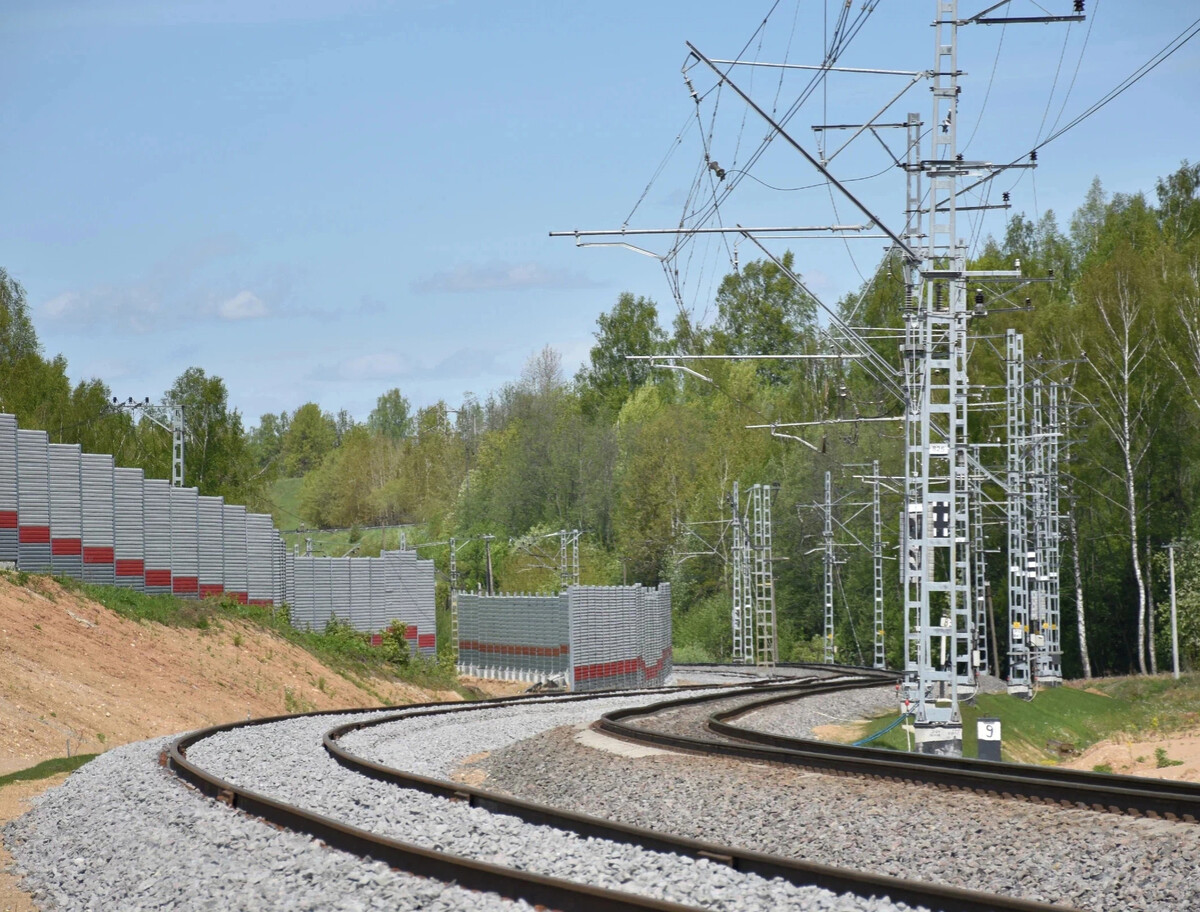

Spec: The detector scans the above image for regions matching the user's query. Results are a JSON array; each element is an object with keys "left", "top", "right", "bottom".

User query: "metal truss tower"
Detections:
[
  {"left": 731, "top": 482, "right": 749, "bottom": 662},
  {"left": 899, "top": 0, "right": 974, "bottom": 754},
  {"left": 872, "top": 460, "right": 886, "bottom": 670},
  {"left": 1029, "top": 381, "right": 1063, "bottom": 685},
  {"left": 823, "top": 471, "right": 836, "bottom": 664},
  {"left": 1044, "top": 383, "right": 1063, "bottom": 683},
  {"left": 559, "top": 529, "right": 581, "bottom": 590},
  {"left": 750, "top": 483, "right": 778, "bottom": 669},
  {"left": 111, "top": 397, "right": 185, "bottom": 487},
  {"left": 1006, "top": 329, "right": 1032, "bottom": 697},
  {"left": 969, "top": 445, "right": 989, "bottom": 676}
]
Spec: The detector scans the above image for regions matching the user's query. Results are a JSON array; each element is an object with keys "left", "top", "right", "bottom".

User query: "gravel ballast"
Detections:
[
  {"left": 3, "top": 734, "right": 522, "bottom": 912},
  {"left": 4, "top": 689, "right": 932, "bottom": 911},
  {"left": 471, "top": 689, "right": 1199, "bottom": 912},
  {"left": 186, "top": 692, "right": 926, "bottom": 911}
]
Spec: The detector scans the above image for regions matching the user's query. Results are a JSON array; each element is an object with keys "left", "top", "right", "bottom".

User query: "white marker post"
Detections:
[{"left": 977, "top": 717, "right": 1002, "bottom": 762}]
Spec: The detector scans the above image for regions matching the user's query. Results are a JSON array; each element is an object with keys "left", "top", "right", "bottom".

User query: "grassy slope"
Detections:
[
  {"left": 48, "top": 574, "right": 467, "bottom": 697},
  {"left": 854, "top": 676, "right": 1200, "bottom": 763}
]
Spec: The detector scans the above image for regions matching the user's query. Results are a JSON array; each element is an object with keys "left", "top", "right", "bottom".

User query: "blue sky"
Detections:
[{"left": 3, "top": 0, "right": 1198, "bottom": 426}]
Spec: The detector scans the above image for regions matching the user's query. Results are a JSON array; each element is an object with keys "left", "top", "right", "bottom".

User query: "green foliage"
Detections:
[
  {"left": 6, "top": 162, "right": 1200, "bottom": 681},
  {"left": 576, "top": 292, "right": 667, "bottom": 417},
  {"left": 1155, "top": 747, "right": 1184, "bottom": 768},
  {"left": 368, "top": 388, "right": 413, "bottom": 440},
  {"left": 672, "top": 593, "right": 732, "bottom": 661},
  {"left": 711, "top": 251, "right": 817, "bottom": 384},
  {"left": 378, "top": 620, "right": 411, "bottom": 667},
  {"left": 0, "top": 753, "right": 98, "bottom": 788},
  {"left": 167, "top": 367, "right": 262, "bottom": 502},
  {"left": 285, "top": 403, "right": 338, "bottom": 475}
]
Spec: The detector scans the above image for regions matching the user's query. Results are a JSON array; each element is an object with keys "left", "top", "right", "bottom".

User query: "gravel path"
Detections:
[
  {"left": 185, "top": 692, "right": 925, "bottom": 912},
  {"left": 469, "top": 692, "right": 1200, "bottom": 912}
]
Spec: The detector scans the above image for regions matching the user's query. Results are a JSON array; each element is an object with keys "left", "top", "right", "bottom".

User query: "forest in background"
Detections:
[{"left": 4, "top": 162, "right": 1200, "bottom": 678}]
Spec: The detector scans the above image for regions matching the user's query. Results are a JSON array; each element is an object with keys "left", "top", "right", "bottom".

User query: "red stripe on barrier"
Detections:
[
  {"left": 0, "top": 511, "right": 17, "bottom": 529},
  {"left": 369, "top": 634, "right": 383, "bottom": 647},
  {"left": 248, "top": 598, "right": 274, "bottom": 607},
  {"left": 228, "top": 592, "right": 248, "bottom": 605},
  {"left": 51, "top": 538, "right": 82, "bottom": 556},
  {"left": 418, "top": 634, "right": 435, "bottom": 648},
  {"left": 172, "top": 577, "right": 199, "bottom": 595},
  {"left": 144, "top": 569, "right": 172, "bottom": 587},
  {"left": 458, "top": 640, "right": 569, "bottom": 657},
  {"left": 18, "top": 526, "right": 50, "bottom": 544},
  {"left": 115, "top": 559, "right": 144, "bottom": 576},
  {"left": 403, "top": 627, "right": 418, "bottom": 640},
  {"left": 198, "top": 584, "right": 224, "bottom": 598},
  {"left": 83, "top": 547, "right": 115, "bottom": 564},
  {"left": 573, "top": 654, "right": 657, "bottom": 682}
]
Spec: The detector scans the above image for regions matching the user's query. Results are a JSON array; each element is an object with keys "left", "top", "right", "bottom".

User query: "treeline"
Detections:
[
  {"left": 6, "top": 162, "right": 1200, "bottom": 677},
  {"left": 0, "top": 272, "right": 263, "bottom": 507}
]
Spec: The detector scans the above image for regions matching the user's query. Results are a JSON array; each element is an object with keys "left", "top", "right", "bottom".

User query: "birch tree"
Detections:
[{"left": 1077, "top": 229, "right": 1171, "bottom": 674}]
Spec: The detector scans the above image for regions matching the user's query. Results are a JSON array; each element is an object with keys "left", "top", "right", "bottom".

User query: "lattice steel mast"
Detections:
[
  {"left": 750, "top": 483, "right": 778, "bottom": 669},
  {"left": 824, "top": 470, "right": 836, "bottom": 664},
  {"left": 1006, "top": 329, "right": 1032, "bottom": 697}
]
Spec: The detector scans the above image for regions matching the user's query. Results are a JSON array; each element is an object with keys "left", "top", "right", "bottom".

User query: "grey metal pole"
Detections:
[
  {"left": 1169, "top": 543, "right": 1180, "bottom": 680},
  {"left": 484, "top": 534, "right": 495, "bottom": 596}
]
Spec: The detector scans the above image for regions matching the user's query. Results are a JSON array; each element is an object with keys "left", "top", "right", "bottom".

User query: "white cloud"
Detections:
[
  {"left": 218, "top": 290, "right": 268, "bottom": 320},
  {"left": 412, "top": 261, "right": 602, "bottom": 294},
  {"left": 38, "top": 287, "right": 162, "bottom": 333}
]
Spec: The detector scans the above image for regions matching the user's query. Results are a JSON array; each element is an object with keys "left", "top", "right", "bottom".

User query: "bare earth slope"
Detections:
[{"left": 0, "top": 575, "right": 457, "bottom": 776}]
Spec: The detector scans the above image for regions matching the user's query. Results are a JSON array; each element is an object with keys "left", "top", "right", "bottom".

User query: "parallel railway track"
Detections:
[
  {"left": 166, "top": 671, "right": 1078, "bottom": 912},
  {"left": 599, "top": 672, "right": 1200, "bottom": 823}
]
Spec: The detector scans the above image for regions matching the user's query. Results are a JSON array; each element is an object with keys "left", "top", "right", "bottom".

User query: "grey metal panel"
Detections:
[
  {"left": 272, "top": 535, "right": 285, "bottom": 606},
  {"left": 48, "top": 443, "right": 83, "bottom": 580},
  {"left": 283, "top": 550, "right": 295, "bottom": 618},
  {"left": 142, "top": 478, "right": 173, "bottom": 594},
  {"left": 291, "top": 555, "right": 315, "bottom": 630},
  {"left": 113, "top": 467, "right": 144, "bottom": 590},
  {"left": 415, "top": 558, "right": 436, "bottom": 656},
  {"left": 80, "top": 453, "right": 115, "bottom": 585},
  {"left": 330, "top": 557, "right": 351, "bottom": 625},
  {"left": 197, "top": 495, "right": 224, "bottom": 596},
  {"left": 314, "top": 558, "right": 333, "bottom": 631},
  {"left": 169, "top": 487, "right": 200, "bottom": 597},
  {"left": 246, "top": 513, "right": 274, "bottom": 604},
  {"left": 222, "top": 504, "right": 248, "bottom": 600},
  {"left": 349, "top": 558, "right": 372, "bottom": 632},
  {"left": 0, "top": 415, "right": 17, "bottom": 564},
  {"left": 16, "top": 429, "right": 50, "bottom": 572}
]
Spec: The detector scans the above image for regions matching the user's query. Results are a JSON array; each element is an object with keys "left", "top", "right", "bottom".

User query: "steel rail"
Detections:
[
  {"left": 598, "top": 680, "right": 1200, "bottom": 824},
  {"left": 166, "top": 687, "right": 760, "bottom": 912},
  {"left": 709, "top": 689, "right": 1200, "bottom": 821},
  {"left": 324, "top": 673, "right": 1067, "bottom": 912}
]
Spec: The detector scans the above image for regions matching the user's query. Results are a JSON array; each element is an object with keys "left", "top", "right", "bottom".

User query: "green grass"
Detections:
[
  {"left": 0, "top": 754, "right": 98, "bottom": 788},
  {"left": 853, "top": 675, "right": 1200, "bottom": 764},
  {"left": 42, "top": 573, "right": 469, "bottom": 699},
  {"left": 278, "top": 526, "right": 413, "bottom": 559},
  {"left": 267, "top": 476, "right": 306, "bottom": 531}
]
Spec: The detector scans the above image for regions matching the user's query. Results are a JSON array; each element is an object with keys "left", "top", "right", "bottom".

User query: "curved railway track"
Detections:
[
  {"left": 165, "top": 672, "right": 1071, "bottom": 912},
  {"left": 598, "top": 673, "right": 1200, "bottom": 823}
]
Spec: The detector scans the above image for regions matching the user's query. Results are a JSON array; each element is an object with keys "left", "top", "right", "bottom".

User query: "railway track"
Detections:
[
  {"left": 598, "top": 675, "right": 1200, "bottom": 823},
  {"left": 164, "top": 674, "right": 1072, "bottom": 912}
]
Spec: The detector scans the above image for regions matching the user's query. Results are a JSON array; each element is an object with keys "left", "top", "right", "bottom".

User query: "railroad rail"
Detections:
[
  {"left": 599, "top": 674, "right": 1200, "bottom": 823},
  {"left": 325, "top": 675, "right": 1064, "bottom": 912},
  {"left": 165, "top": 674, "right": 1072, "bottom": 912}
]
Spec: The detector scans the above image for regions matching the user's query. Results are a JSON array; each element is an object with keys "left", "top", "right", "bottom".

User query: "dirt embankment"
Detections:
[{"left": 0, "top": 575, "right": 459, "bottom": 776}]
